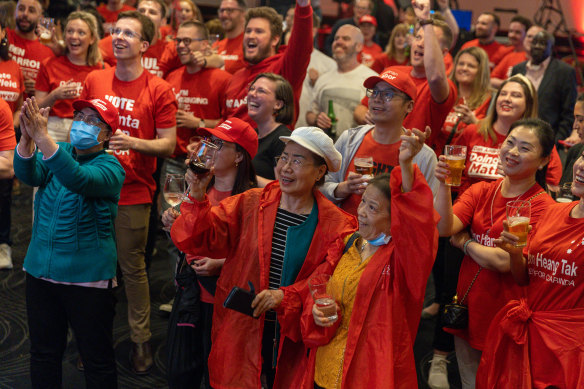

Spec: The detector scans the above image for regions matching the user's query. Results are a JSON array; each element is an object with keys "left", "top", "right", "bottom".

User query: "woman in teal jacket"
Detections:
[{"left": 14, "top": 97, "right": 125, "bottom": 389}]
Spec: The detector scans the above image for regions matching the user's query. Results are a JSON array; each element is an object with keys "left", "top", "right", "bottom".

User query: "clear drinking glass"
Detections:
[
  {"left": 308, "top": 274, "right": 338, "bottom": 322},
  {"left": 188, "top": 140, "right": 219, "bottom": 176},
  {"left": 506, "top": 200, "right": 531, "bottom": 247},
  {"left": 444, "top": 145, "right": 467, "bottom": 187}
]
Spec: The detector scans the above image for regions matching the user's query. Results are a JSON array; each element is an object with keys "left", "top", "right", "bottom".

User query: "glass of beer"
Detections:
[
  {"left": 308, "top": 274, "right": 338, "bottom": 322},
  {"left": 38, "top": 17, "right": 54, "bottom": 44},
  {"left": 444, "top": 145, "right": 467, "bottom": 186},
  {"left": 354, "top": 156, "right": 374, "bottom": 180},
  {"left": 556, "top": 182, "right": 574, "bottom": 203},
  {"left": 506, "top": 200, "right": 531, "bottom": 247}
]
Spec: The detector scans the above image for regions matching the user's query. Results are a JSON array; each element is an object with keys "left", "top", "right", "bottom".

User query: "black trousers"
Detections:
[
  {"left": 0, "top": 178, "right": 13, "bottom": 245},
  {"left": 26, "top": 274, "right": 117, "bottom": 389}
]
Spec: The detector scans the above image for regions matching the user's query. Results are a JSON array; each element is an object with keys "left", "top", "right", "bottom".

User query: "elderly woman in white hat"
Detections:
[{"left": 167, "top": 127, "right": 358, "bottom": 389}]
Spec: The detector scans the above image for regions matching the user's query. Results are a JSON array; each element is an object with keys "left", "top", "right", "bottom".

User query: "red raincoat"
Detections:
[
  {"left": 279, "top": 166, "right": 439, "bottom": 388},
  {"left": 171, "top": 182, "right": 357, "bottom": 389}
]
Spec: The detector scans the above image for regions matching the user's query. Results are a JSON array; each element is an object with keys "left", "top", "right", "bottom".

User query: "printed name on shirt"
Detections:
[
  {"left": 0, "top": 73, "right": 17, "bottom": 89},
  {"left": 471, "top": 231, "right": 496, "bottom": 248},
  {"left": 8, "top": 46, "right": 40, "bottom": 70},
  {"left": 104, "top": 95, "right": 140, "bottom": 129},
  {"left": 0, "top": 91, "right": 19, "bottom": 101},
  {"left": 467, "top": 145, "right": 503, "bottom": 180},
  {"left": 142, "top": 57, "right": 163, "bottom": 78},
  {"left": 177, "top": 89, "right": 208, "bottom": 106},
  {"left": 220, "top": 54, "right": 239, "bottom": 61},
  {"left": 60, "top": 80, "right": 82, "bottom": 94},
  {"left": 226, "top": 96, "right": 247, "bottom": 109},
  {"left": 527, "top": 252, "right": 578, "bottom": 287}
]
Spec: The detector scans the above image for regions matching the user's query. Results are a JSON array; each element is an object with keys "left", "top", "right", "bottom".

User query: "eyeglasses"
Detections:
[
  {"left": 110, "top": 27, "right": 144, "bottom": 41},
  {"left": 174, "top": 37, "right": 206, "bottom": 46},
  {"left": 204, "top": 137, "right": 224, "bottom": 150},
  {"left": 218, "top": 7, "right": 242, "bottom": 15},
  {"left": 73, "top": 111, "right": 107, "bottom": 128},
  {"left": 275, "top": 155, "right": 313, "bottom": 169},
  {"left": 247, "top": 84, "right": 272, "bottom": 95},
  {"left": 365, "top": 88, "right": 404, "bottom": 103}
]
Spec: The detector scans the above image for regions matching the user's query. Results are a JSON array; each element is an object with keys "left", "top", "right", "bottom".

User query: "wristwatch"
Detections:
[{"left": 198, "top": 119, "right": 206, "bottom": 128}]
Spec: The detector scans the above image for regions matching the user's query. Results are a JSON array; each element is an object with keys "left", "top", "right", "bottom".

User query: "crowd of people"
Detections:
[{"left": 0, "top": 0, "right": 583, "bottom": 388}]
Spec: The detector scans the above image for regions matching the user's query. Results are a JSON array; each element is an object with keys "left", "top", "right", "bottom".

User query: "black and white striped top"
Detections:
[{"left": 266, "top": 208, "right": 308, "bottom": 320}]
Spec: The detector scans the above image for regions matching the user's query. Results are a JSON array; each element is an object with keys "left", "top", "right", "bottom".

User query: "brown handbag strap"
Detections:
[{"left": 459, "top": 267, "right": 482, "bottom": 304}]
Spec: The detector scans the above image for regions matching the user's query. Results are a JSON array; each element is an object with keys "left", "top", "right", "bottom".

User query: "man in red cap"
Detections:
[
  {"left": 320, "top": 66, "right": 439, "bottom": 216},
  {"left": 357, "top": 15, "right": 382, "bottom": 67},
  {"left": 354, "top": 0, "right": 457, "bottom": 156}
]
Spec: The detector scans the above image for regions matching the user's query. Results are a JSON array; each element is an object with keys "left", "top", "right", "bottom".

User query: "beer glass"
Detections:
[
  {"left": 556, "top": 182, "right": 574, "bottom": 203},
  {"left": 444, "top": 145, "right": 466, "bottom": 186},
  {"left": 38, "top": 17, "right": 54, "bottom": 44},
  {"left": 354, "top": 156, "right": 374, "bottom": 180},
  {"left": 506, "top": 200, "right": 531, "bottom": 247},
  {"left": 308, "top": 274, "right": 338, "bottom": 322}
]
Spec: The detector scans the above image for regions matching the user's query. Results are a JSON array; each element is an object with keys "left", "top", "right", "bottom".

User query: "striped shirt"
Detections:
[{"left": 266, "top": 208, "right": 309, "bottom": 320}]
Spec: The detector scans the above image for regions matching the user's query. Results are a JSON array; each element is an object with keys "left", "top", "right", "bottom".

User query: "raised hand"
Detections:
[{"left": 399, "top": 126, "right": 430, "bottom": 163}]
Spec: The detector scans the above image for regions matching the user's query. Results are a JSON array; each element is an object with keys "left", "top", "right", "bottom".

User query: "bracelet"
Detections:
[{"left": 463, "top": 238, "right": 474, "bottom": 256}]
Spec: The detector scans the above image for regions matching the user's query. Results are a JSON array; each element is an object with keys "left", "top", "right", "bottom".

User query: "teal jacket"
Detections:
[{"left": 14, "top": 143, "right": 125, "bottom": 283}]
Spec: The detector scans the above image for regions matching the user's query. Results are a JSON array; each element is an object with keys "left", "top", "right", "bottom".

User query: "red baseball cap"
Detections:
[
  {"left": 363, "top": 66, "right": 417, "bottom": 100},
  {"left": 359, "top": 15, "right": 377, "bottom": 27},
  {"left": 197, "top": 118, "right": 258, "bottom": 158},
  {"left": 72, "top": 98, "right": 119, "bottom": 131}
]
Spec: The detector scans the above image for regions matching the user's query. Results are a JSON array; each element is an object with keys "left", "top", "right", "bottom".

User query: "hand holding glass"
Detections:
[
  {"left": 38, "top": 17, "right": 54, "bottom": 44},
  {"left": 354, "top": 156, "right": 374, "bottom": 180},
  {"left": 444, "top": 145, "right": 466, "bottom": 187},
  {"left": 163, "top": 174, "right": 186, "bottom": 208},
  {"left": 506, "top": 200, "right": 531, "bottom": 247},
  {"left": 308, "top": 274, "right": 338, "bottom": 322}
]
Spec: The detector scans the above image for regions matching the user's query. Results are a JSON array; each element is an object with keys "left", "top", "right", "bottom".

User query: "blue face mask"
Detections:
[
  {"left": 367, "top": 232, "right": 391, "bottom": 246},
  {"left": 70, "top": 121, "right": 102, "bottom": 150}
]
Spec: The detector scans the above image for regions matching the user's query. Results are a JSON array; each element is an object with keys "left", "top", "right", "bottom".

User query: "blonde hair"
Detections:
[
  {"left": 64, "top": 11, "right": 102, "bottom": 67},
  {"left": 384, "top": 23, "right": 409, "bottom": 59},
  {"left": 450, "top": 47, "right": 492, "bottom": 111},
  {"left": 477, "top": 74, "right": 538, "bottom": 144},
  {"left": 172, "top": 0, "right": 203, "bottom": 31}
]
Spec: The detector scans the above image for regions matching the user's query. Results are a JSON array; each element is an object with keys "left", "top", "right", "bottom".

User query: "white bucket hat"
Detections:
[{"left": 279, "top": 127, "right": 342, "bottom": 172}]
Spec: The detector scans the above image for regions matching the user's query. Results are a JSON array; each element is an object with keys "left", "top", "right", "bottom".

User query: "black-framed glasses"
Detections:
[
  {"left": 174, "top": 37, "right": 206, "bottom": 46},
  {"left": 73, "top": 111, "right": 107, "bottom": 128},
  {"left": 365, "top": 88, "right": 404, "bottom": 103},
  {"left": 275, "top": 155, "right": 313, "bottom": 168},
  {"left": 217, "top": 7, "right": 243, "bottom": 15},
  {"left": 110, "top": 27, "right": 144, "bottom": 41}
]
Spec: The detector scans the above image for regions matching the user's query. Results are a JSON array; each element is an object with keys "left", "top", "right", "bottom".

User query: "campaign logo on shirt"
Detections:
[
  {"left": 226, "top": 96, "right": 246, "bottom": 109},
  {"left": 176, "top": 89, "right": 208, "bottom": 109},
  {"left": 60, "top": 80, "right": 82, "bottom": 95},
  {"left": 467, "top": 145, "right": 503, "bottom": 180},
  {"left": 0, "top": 72, "right": 18, "bottom": 89},
  {"left": 8, "top": 45, "right": 41, "bottom": 79},
  {"left": 528, "top": 251, "right": 578, "bottom": 287},
  {"left": 104, "top": 95, "right": 140, "bottom": 132}
]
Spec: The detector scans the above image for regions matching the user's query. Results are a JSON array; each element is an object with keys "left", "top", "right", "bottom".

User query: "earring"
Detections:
[{"left": 235, "top": 162, "right": 239, "bottom": 167}]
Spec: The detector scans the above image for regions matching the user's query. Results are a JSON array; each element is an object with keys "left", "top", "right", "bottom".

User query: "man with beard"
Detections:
[
  {"left": 460, "top": 12, "right": 512, "bottom": 71},
  {"left": 323, "top": 0, "right": 373, "bottom": 56},
  {"left": 215, "top": 0, "right": 247, "bottom": 74},
  {"left": 6, "top": 0, "right": 54, "bottom": 96},
  {"left": 223, "top": 0, "right": 313, "bottom": 127},
  {"left": 306, "top": 25, "right": 376, "bottom": 138},
  {"left": 512, "top": 30, "right": 578, "bottom": 144}
]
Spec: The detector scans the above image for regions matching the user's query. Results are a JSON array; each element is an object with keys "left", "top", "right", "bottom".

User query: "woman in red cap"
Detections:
[
  {"left": 163, "top": 117, "right": 258, "bottom": 389},
  {"left": 164, "top": 124, "right": 357, "bottom": 389},
  {"left": 13, "top": 97, "right": 124, "bottom": 389}
]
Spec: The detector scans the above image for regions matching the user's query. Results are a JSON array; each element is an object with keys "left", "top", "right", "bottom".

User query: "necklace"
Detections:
[{"left": 488, "top": 180, "right": 530, "bottom": 235}]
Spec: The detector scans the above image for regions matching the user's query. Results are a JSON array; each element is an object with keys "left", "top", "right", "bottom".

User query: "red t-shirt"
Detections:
[
  {"left": 6, "top": 28, "right": 55, "bottom": 85},
  {"left": 97, "top": 4, "right": 135, "bottom": 34},
  {"left": 436, "top": 95, "right": 492, "bottom": 156},
  {"left": 455, "top": 124, "right": 563, "bottom": 193},
  {"left": 35, "top": 56, "right": 106, "bottom": 118},
  {"left": 460, "top": 39, "right": 513, "bottom": 71},
  {"left": 159, "top": 25, "right": 174, "bottom": 41},
  {"left": 223, "top": 4, "right": 313, "bottom": 127},
  {"left": 158, "top": 41, "right": 182, "bottom": 78},
  {"left": 490, "top": 51, "right": 528, "bottom": 80},
  {"left": 165, "top": 66, "right": 231, "bottom": 157},
  {"left": 80, "top": 67, "right": 177, "bottom": 205},
  {"left": 215, "top": 33, "right": 245, "bottom": 75},
  {"left": 360, "top": 65, "right": 458, "bottom": 155},
  {"left": 0, "top": 59, "right": 24, "bottom": 113},
  {"left": 340, "top": 131, "right": 401, "bottom": 216},
  {"left": 370, "top": 53, "right": 408, "bottom": 74},
  {"left": 0, "top": 99, "right": 16, "bottom": 151},
  {"left": 444, "top": 179, "right": 554, "bottom": 350},
  {"left": 99, "top": 36, "right": 167, "bottom": 78},
  {"left": 358, "top": 42, "right": 383, "bottom": 67}
]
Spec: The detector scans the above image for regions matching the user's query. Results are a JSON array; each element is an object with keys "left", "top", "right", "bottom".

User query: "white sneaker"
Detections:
[
  {"left": 159, "top": 298, "right": 174, "bottom": 313},
  {"left": 0, "top": 243, "right": 13, "bottom": 270},
  {"left": 428, "top": 353, "right": 450, "bottom": 389}
]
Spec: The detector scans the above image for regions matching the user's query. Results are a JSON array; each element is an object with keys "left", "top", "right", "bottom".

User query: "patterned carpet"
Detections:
[{"left": 0, "top": 183, "right": 460, "bottom": 389}]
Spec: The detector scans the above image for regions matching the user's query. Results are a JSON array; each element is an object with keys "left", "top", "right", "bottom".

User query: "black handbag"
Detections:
[{"left": 442, "top": 267, "right": 482, "bottom": 329}]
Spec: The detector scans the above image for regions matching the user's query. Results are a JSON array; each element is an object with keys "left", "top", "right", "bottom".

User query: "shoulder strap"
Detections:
[{"left": 343, "top": 232, "right": 361, "bottom": 254}]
